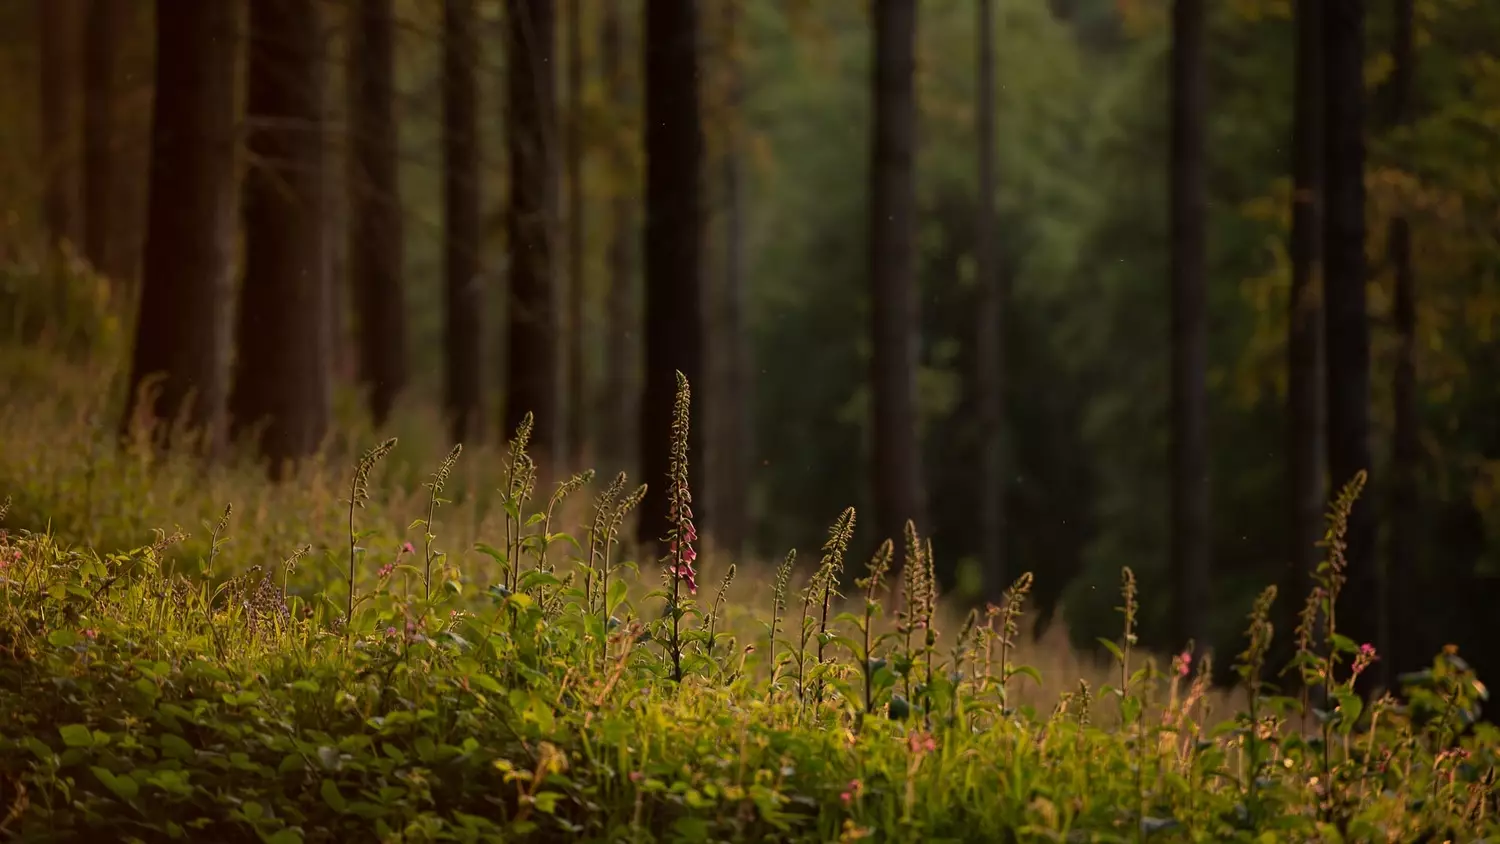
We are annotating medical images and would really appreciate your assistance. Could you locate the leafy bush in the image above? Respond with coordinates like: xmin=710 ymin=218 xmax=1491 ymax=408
xmin=0 ymin=378 xmax=1495 ymax=843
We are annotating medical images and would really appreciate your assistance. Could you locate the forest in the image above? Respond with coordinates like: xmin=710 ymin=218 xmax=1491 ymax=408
xmin=2 ymin=0 xmax=1500 ymax=840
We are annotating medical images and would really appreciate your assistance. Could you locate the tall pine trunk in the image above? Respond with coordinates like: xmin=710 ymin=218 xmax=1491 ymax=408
xmin=1170 ymin=0 xmax=1210 ymax=651
xmin=638 ymin=0 xmax=705 ymax=547
xmin=976 ymin=0 xmax=1006 ymax=602
xmin=1281 ymin=0 xmax=1326 ymax=676
xmin=443 ymin=0 xmax=483 ymax=445
xmin=565 ymin=0 xmax=587 ymax=468
xmin=38 ymin=0 xmax=81 ymax=256
xmin=230 ymin=0 xmax=331 ymax=477
xmin=82 ymin=0 xmax=118 ymax=283
xmin=348 ymin=0 xmax=407 ymax=428
xmin=869 ymin=0 xmax=925 ymax=553
xmin=1386 ymin=0 xmax=1417 ymax=682
xmin=1323 ymin=0 xmax=1379 ymax=675
xmin=505 ymin=0 xmax=561 ymax=463
xmin=601 ymin=0 xmax=638 ymax=474
xmin=122 ymin=0 xmax=240 ymax=449
xmin=711 ymin=0 xmax=750 ymax=559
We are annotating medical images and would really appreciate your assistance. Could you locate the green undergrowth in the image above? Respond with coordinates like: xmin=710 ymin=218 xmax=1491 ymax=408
xmin=1 ymin=376 xmax=1497 ymax=843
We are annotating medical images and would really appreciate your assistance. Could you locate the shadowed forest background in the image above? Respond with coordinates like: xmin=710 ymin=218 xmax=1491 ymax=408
xmin=2 ymin=0 xmax=1499 ymax=697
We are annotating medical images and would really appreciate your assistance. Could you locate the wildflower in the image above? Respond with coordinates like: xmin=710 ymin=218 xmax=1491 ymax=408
xmin=840 ymin=778 xmax=864 ymax=805
xmin=1360 ymin=642 xmax=1376 ymax=657
xmin=1176 ymin=650 xmax=1192 ymax=677
xmin=907 ymin=732 xmax=936 ymax=755
xmin=378 ymin=562 xmax=394 ymax=579
xmin=402 ymin=542 xmax=415 ymax=555
xmin=81 ymin=628 xmax=98 ymax=640
xmin=629 ymin=771 xmax=643 ymax=784
xmin=385 ymin=627 xmax=397 ymax=637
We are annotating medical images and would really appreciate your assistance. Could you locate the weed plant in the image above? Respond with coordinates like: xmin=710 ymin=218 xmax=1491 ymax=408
xmin=0 ymin=375 xmax=1496 ymax=842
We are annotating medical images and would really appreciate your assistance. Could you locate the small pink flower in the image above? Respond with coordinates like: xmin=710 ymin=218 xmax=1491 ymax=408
xmin=1178 ymin=651 xmax=1192 ymax=677
xmin=629 ymin=771 xmax=643 ymax=784
xmin=385 ymin=626 xmax=397 ymax=637
xmin=81 ymin=628 xmax=98 ymax=640
xmin=378 ymin=562 xmax=394 ymax=579
xmin=1360 ymin=642 xmax=1377 ymax=657
xmin=401 ymin=542 xmax=415 ymax=555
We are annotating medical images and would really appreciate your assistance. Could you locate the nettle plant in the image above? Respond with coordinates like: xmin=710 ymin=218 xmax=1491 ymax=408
xmin=0 ymin=380 xmax=1498 ymax=842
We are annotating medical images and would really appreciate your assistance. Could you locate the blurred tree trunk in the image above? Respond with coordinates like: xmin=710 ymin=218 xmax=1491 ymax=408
xmin=1280 ymin=0 xmax=1325 ymax=677
xmin=348 ymin=0 xmax=407 ymax=427
xmin=601 ymin=0 xmax=638 ymax=474
xmin=82 ymin=0 xmax=118 ymax=283
xmin=230 ymin=0 xmax=331 ymax=478
xmin=565 ymin=0 xmax=587 ymax=468
xmin=976 ymin=0 xmax=1006 ymax=603
xmin=505 ymin=0 xmax=560 ymax=464
xmin=870 ymin=0 xmax=925 ymax=556
xmin=711 ymin=0 xmax=749 ymax=559
xmin=638 ymin=0 xmax=705 ymax=548
xmin=122 ymin=0 xmax=239 ymax=449
xmin=38 ymin=0 xmax=81 ymax=254
xmin=1386 ymin=0 xmax=1416 ymax=683
xmin=1323 ymin=0 xmax=1379 ymax=677
xmin=1170 ymin=0 xmax=1210 ymax=652
xmin=444 ymin=0 xmax=483 ymax=445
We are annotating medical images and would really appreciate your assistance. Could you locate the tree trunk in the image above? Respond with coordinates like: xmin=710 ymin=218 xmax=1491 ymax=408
xmin=638 ymin=0 xmax=705 ymax=548
xmin=1386 ymin=0 xmax=1416 ymax=683
xmin=976 ymin=0 xmax=1006 ymax=603
xmin=601 ymin=0 xmax=638 ymax=474
xmin=444 ymin=0 xmax=484 ymax=445
xmin=348 ymin=0 xmax=407 ymax=428
xmin=1170 ymin=0 xmax=1210 ymax=652
xmin=869 ymin=0 xmax=925 ymax=553
xmin=1323 ymin=0 xmax=1379 ymax=675
xmin=38 ymin=0 xmax=81 ymax=255
xmin=712 ymin=0 xmax=750 ymax=559
xmin=82 ymin=0 xmax=118 ymax=282
xmin=230 ymin=0 xmax=331 ymax=478
xmin=505 ymin=0 xmax=561 ymax=464
xmin=122 ymin=0 xmax=239 ymax=450
xmin=565 ymin=0 xmax=587 ymax=468
xmin=1281 ymin=0 xmax=1325 ymax=677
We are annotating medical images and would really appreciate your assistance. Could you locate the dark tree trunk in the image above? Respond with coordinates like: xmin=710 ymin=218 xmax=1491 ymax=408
xmin=82 ymin=0 xmax=118 ymax=282
xmin=1323 ymin=0 xmax=1379 ymax=674
xmin=869 ymin=0 xmax=925 ymax=552
xmin=505 ymin=0 xmax=561 ymax=464
xmin=565 ymin=0 xmax=587 ymax=468
xmin=348 ymin=0 xmax=407 ymax=428
xmin=1280 ymin=0 xmax=1326 ymax=676
xmin=230 ymin=0 xmax=331 ymax=477
xmin=1386 ymin=0 xmax=1417 ymax=683
xmin=1170 ymin=0 xmax=1210 ymax=652
xmin=712 ymin=0 xmax=750 ymax=559
xmin=601 ymin=0 xmax=638 ymax=474
xmin=637 ymin=0 xmax=705 ymax=548
xmin=122 ymin=0 xmax=239 ymax=449
xmin=38 ymin=0 xmax=81 ymax=254
xmin=444 ymin=0 xmax=483 ymax=445
xmin=976 ymin=0 xmax=1006 ymax=603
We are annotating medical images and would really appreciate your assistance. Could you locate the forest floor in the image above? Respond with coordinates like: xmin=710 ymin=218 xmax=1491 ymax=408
xmin=0 ymin=355 xmax=1497 ymax=842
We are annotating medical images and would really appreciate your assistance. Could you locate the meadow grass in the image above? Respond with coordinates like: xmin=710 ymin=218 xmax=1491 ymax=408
xmin=0 ymin=362 xmax=1497 ymax=842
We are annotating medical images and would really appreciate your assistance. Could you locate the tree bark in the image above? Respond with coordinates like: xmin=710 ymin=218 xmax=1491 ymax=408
xmin=505 ymin=0 xmax=561 ymax=464
xmin=122 ymin=0 xmax=240 ymax=450
xmin=1281 ymin=0 xmax=1326 ymax=677
xmin=38 ymin=0 xmax=81 ymax=255
xmin=565 ymin=0 xmax=588 ymax=468
xmin=869 ymin=0 xmax=925 ymax=553
xmin=638 ymin=0 xmax=705 ymax=547
xmin=1386 ymin=0 xmax=1416 ymax=683
xmin=230 ymin=0 xmax=331 ymax=478
xmin=976 ymin=0 xmax=1006 ymax=603
xmin=1323 ymin=0 xmax=1379 ymax=674
xmin=713 ymin=0 xmax=750 ymax=559
xmin=1170 ymin=0 xmax=1210 ymax=651
xmin=601 ymin=0 xmax=638 ymax=474
xmin=444 ymin=0 xmax=484 ymax=445
xmin=348 ymin=0 xmax=407 ymax=428
xmin=82 ymin=0 xmax=118 ymax=282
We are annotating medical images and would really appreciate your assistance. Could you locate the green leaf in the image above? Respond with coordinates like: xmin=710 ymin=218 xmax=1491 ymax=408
xmin=607 ymin=579 xmax=628 ymax=614
xmin=320 ymin=779 xmax=348 ymax=813
xmin=1097 ymin=638 xmax=1125 ymax=663
xmin=474 ymin=543 xmax=508 ymax=565
xmin=1009 ymin=665 xmax=1044 ymax=686
xmin=60 ymin=724 xmax=95 ymax=748
xmin=159 ymin=733 xmax=194 ymax=760
xmin=91 ymin=766 xmax=139 ymax=800
xmin=47 ymin=629 xmax=80 ymax=647
xmin=532 ymin=791 xmax=562 ymax=814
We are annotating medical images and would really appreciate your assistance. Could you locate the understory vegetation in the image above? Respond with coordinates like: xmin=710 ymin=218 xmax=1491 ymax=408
xmin=0 ymin=375 xmax=1495 ymax=843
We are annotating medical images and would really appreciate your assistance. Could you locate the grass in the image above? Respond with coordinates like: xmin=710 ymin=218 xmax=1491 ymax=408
xmin=0 ymin=364 xmax=1497 ymax=842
